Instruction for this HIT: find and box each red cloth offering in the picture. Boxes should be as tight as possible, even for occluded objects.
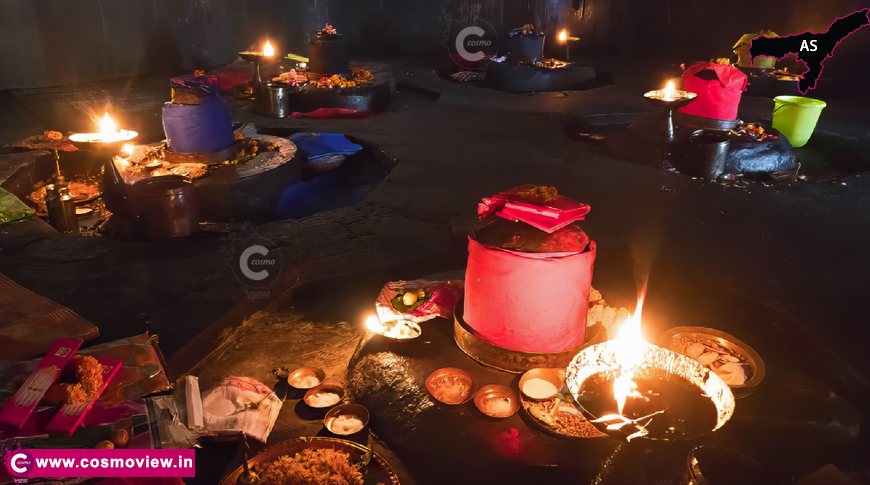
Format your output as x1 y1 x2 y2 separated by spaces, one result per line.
678 61 748 121
465 186 596 353
478 185 591 234
376 279 464 323
465 239 596 353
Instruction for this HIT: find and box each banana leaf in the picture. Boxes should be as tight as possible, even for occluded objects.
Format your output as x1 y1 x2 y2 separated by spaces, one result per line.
0 187 34 224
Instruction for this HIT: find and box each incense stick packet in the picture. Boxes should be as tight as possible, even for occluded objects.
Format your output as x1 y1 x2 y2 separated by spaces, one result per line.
45 358 122 436
0 338 83 428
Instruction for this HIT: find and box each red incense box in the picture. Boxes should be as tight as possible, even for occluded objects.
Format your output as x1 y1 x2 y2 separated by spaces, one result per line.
0 338 83 428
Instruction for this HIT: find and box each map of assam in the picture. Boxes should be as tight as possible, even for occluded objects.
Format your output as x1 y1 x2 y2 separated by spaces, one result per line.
749 9 870 94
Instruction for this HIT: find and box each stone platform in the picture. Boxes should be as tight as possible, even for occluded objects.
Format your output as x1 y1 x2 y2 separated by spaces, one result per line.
483 61 597 93
347 302 862 485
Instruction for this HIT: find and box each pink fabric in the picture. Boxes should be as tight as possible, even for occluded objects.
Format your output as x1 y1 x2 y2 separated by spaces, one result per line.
289 108 370 119
464 239 596 353
478 186 591 233
678 61 748 120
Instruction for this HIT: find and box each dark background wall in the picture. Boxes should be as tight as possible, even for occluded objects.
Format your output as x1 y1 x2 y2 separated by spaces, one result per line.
0 0 868 89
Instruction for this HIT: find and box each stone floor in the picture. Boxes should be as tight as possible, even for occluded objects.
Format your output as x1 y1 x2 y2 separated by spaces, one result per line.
1 56 870 482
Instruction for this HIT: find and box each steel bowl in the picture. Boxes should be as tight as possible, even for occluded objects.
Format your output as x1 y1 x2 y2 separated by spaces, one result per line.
659 326 765 398
324 403 370 436
303 384 346 409
425 367 476 405
566 340 735 441
473 384 520 418
519 368 565 401
287 366 326 389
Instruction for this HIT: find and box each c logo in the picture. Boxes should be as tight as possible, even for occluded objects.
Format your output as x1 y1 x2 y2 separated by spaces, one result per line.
456 26 486 62
444 18 498 70
240 245 269 281
224 232 282 292
7 451 34 476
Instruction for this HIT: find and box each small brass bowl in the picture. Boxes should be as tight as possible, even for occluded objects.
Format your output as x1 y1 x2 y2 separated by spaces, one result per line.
287 366 326 389
304 385 345 409
425 367 476 405
473 384 520 418
519 368 565 401
324 403 370 436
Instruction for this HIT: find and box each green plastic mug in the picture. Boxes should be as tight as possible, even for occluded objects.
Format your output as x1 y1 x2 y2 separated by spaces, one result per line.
772 96 826 148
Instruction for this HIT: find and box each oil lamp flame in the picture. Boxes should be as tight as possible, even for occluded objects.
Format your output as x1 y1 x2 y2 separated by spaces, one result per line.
69 112 137 144
264 41 274 57
100 112 116 135
612 293 647 415
367 310 421 339
366 315 384 333
559 30 567 42
663 81 675 101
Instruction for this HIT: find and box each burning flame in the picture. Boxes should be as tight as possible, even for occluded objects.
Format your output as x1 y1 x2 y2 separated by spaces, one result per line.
69 111 137 143
559 30 567 42
366 315 384 333
612 293 646 415
100 112 116 135
587 292 661 441
663 81 675 101
367 311 421 339
264 41 274 56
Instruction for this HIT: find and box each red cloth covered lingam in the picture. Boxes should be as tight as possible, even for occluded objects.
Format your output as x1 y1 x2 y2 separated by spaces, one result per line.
678 61 748 121
464 185 595 353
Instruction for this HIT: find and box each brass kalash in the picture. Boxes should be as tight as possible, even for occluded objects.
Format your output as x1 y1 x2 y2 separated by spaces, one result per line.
566 293 735 441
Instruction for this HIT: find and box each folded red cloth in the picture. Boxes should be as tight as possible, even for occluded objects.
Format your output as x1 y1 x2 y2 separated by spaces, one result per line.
479 185 591 233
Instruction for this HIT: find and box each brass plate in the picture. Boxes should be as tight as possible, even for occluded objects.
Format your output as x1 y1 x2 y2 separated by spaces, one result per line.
219 437 399 485
453 302 606 374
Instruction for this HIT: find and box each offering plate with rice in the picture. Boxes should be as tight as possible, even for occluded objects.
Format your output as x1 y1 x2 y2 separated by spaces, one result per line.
219 437 399 485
